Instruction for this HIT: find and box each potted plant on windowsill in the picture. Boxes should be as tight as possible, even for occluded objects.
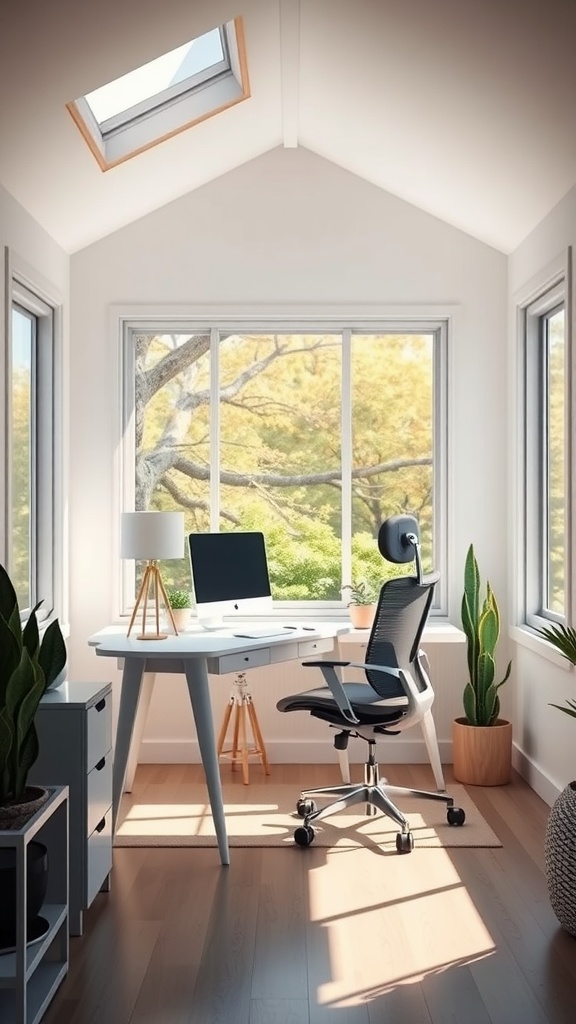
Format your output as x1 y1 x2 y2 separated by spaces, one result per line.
452 544 513 785
343 579 379 629
534 623 576 936
166 588 192 632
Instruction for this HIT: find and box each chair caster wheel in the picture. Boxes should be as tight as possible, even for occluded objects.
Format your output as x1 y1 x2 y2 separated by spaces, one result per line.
294 825 315 847
447 806 466 826
296 798 317 818
396 832 414 854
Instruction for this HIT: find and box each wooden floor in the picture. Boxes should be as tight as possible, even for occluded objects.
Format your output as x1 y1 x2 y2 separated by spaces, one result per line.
43 763 576 1024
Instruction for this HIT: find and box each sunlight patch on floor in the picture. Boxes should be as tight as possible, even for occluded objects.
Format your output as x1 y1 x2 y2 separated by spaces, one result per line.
308 848 496 1006
117 801 293 837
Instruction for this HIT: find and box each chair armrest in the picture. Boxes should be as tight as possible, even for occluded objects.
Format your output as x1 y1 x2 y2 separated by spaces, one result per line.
327 659 429 711
302 662 360 725
303 660 351 668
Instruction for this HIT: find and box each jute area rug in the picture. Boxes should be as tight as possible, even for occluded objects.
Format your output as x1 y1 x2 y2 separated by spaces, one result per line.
114 780 501 851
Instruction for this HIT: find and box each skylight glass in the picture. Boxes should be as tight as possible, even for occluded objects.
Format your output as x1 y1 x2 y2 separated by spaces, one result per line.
85 27 225 125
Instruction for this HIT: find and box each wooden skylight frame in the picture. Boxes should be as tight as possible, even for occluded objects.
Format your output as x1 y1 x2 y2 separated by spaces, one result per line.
66 17 250 171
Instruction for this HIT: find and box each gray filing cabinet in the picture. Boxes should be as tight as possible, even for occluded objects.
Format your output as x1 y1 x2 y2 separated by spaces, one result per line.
30 680 113 936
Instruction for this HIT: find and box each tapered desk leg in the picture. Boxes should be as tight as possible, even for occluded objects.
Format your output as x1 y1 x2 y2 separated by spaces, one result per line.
184 660 230 867
112 658 145 832
124 672 155 792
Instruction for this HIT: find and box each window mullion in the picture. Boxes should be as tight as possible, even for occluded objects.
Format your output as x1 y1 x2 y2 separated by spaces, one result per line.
211 328 220 530
341 329 352 594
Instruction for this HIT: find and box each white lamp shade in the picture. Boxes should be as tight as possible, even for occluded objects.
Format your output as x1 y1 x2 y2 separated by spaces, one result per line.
120 511 185 560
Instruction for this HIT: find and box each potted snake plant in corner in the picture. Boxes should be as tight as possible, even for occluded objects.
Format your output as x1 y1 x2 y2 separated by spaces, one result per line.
0 562 67 828
0 561 67 948
534 622 576 936
452 544 513 785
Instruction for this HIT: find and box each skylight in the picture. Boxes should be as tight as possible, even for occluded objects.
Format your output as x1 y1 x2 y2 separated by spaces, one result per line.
67 18 249 170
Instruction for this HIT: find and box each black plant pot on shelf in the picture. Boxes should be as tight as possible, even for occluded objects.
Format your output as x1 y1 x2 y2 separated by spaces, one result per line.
545 781 576 938
0 840 49 953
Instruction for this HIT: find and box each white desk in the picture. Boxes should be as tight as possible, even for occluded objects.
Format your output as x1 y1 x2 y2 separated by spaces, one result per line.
87 623 349 865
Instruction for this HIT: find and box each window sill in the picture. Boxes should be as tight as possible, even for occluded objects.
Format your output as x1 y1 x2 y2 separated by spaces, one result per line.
339 622 465 644
509 624 573 670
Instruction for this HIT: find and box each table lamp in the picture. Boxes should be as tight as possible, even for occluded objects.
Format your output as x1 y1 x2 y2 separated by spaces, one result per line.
121 510 185 639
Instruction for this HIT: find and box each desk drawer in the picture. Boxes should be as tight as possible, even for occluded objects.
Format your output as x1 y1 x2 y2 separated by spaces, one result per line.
211 646 271 675
87 695 112 770
298 637 334 658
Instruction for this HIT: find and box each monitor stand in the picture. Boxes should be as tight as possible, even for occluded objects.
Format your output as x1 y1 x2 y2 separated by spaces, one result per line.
198 617 227 631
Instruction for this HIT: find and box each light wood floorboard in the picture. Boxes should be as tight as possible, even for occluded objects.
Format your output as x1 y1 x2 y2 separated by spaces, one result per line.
41 763 575 1024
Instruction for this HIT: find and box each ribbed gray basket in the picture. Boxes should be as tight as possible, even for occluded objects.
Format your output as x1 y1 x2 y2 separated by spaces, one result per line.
545 782 576 937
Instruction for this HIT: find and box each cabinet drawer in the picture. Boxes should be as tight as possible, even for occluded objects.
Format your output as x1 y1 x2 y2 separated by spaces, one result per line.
87 752 113 838
87 695 112 770
298 637 334 658
86 809 112 908
209 647 271 675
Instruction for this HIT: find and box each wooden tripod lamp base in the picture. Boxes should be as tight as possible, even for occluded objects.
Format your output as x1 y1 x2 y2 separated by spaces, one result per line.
127 561 178 640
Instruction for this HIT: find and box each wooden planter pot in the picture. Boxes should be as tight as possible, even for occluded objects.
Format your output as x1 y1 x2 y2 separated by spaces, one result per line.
452 717 512 786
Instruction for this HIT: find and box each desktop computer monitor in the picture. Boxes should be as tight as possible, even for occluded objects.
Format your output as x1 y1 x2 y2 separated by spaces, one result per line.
188 531 274 629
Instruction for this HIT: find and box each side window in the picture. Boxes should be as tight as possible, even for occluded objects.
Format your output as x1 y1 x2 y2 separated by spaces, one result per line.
524 280 566 626
5 280 56 617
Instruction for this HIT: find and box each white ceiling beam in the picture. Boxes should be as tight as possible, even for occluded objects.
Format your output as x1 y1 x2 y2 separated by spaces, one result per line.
279 0 300 148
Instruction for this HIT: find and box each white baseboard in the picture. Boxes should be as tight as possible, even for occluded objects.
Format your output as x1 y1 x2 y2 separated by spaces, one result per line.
512 743 561 807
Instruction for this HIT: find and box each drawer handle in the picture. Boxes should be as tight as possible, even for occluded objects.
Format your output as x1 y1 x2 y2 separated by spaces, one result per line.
95 757 106 771
94 817 107 833
95 698 106 713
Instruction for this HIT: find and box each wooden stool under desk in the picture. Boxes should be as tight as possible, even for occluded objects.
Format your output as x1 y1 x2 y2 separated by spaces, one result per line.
217 672 270 785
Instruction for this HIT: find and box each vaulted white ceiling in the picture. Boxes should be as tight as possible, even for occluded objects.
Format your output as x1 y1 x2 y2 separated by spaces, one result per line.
2 0 576 254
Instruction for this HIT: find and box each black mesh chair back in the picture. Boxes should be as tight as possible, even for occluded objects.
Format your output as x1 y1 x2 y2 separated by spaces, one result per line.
364 573 439 699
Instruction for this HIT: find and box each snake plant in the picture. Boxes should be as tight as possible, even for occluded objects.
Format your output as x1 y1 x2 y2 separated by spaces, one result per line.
461 544 512 726
0 563 67 804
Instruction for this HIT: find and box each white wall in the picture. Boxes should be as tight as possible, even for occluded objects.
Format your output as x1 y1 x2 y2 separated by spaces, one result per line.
68 146 507 765
508 185 576 804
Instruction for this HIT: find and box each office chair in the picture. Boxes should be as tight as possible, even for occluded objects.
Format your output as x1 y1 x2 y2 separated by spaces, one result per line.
277 514 465 853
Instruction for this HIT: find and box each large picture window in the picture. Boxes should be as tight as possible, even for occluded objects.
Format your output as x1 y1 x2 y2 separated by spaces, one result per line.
122 317 448 614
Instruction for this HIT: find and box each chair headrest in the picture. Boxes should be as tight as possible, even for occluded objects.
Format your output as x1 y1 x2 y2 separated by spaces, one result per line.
377 515 420 564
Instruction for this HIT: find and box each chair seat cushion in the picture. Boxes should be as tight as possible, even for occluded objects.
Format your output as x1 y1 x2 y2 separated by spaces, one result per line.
277 682 408 727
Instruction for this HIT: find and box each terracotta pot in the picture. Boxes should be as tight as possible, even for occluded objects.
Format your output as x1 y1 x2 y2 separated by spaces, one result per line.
349 604 377 629
452 717 512 785
545 781 576 937
169 608 191 632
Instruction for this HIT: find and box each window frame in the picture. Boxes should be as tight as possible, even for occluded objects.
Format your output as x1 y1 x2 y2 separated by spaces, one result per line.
117 308 451 620
519 250 574 633
2 248 63 622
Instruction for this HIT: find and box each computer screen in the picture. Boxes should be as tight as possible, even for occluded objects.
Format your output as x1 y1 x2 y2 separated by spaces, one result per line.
188 531 274 629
